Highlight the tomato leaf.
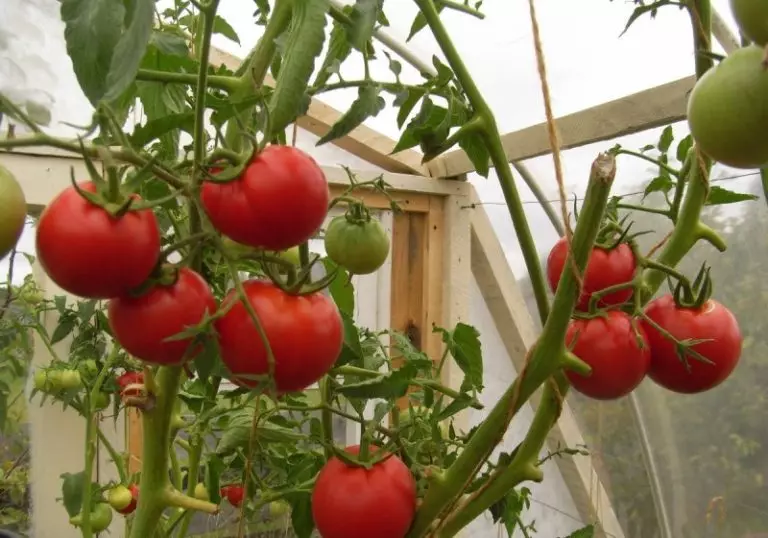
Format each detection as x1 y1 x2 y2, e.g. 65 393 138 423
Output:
565 525 596 538
407 3 444 42
337 362 421 399
313 17 352 88
434 392 475 422
51 314 77 345
60 0 125 105
458 132 490 178
394 87 426 129
286 492 315 538
212 15 240 44
130 112 196 148
657 125 674 154
334 314 364 367
393 99 448 154
316 85 386 146
103 0 154 103
676 134 693 163
60 472 101 518
643 175 675 199
348 0 383 51
268 0 329 137
705 185 759 206
323 258 354 316
149 30 189 57
617 0 677 37
437 323 484 391
216 410 305 454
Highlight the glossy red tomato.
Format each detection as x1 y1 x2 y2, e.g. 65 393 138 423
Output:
547 238 636 311
215 280 343 393
107 268 217 366
221 485 244 507
565 311 651 400
117 371 144 398
35 182 161 299
312 445 417 538
641 294 742 393
201 146 329 251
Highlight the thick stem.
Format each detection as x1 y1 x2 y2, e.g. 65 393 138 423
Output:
405 154 616 538
174 434 203 538
79 406 98 537
413 0 550 325
688 0 714 79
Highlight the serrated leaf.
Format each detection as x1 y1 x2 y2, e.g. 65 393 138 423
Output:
268 0 329 136
458 132 490 177
348 0 382 51
434 392 475 421
394 87 425 129
657 125 674 153
317 85 386 145
104 0 154 102
130 112 196 148
619 1 674 36
643 175 675 198
407 3 444 42
393 99 448 154
337 365 417 399
565 525 595 538
313 20 352 88
212 15 240 44
705 186 759 206
323 258 354 316
60 0 125 105
439 323 483 391
51 316 77 345
77 300 97 323
149 30 189 57
334 314 363 367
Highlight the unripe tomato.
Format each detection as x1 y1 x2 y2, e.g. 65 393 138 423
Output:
78 359 99 379
324 215 390 275
729 0 768 45
641 295 742 394
201 146 329 251
35 181 161 299
312 446 417 538
0 164 26 262
46 370 64 392
93 392 110 411
70 502 114 531
269 500 289 517
18 286 43 305
194 482 209 501
546 238 636 312
107 485 133 511
687 45 768 169
33 369 50 392
216 279 343 394
108 267 217 366
565 311 651 400
59 370 83 390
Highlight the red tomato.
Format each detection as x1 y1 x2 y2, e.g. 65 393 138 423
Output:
201 146 329 251
107 268 217 366
215 280 343 393
565 311 651 400
117 371 144 398
35 182 161 299
118 484 139 515
641 294 742 393
546 238 636 311
222 485 244 507
312 445 417 538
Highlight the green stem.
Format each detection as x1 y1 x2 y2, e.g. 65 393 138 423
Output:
761 168 768 209
616 203 671 217
670 150 693 222
135 69 240 91
411 0 550 324
175 434 203 538
511 161 565 237
96 427 127 484
614 148 681 177
319 377 334 458
435 0 485 18
405 154 617 538
688 0 714 79
79 403 98 537
224 0 293 150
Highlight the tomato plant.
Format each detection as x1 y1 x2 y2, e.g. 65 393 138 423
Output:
35 182 161 299
108 267 217 365
311 446 417 538
547 238 636 311
565 311 651 400
642 294 743 394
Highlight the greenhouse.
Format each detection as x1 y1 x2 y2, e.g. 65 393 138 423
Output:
0 0 766 537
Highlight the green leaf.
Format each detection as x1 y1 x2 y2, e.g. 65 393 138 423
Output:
337 363 419 399
212 15 241 44
268 0 329 136
60 472 86 517
103 0 154 102
657 125 674 153
60 0 125 105
394 87 426 129
217 411 305 454
136 80 187 160
287 492 315 538
51 316 77 345
439 323 483 391
335 314 363 367
705 186 759 206
619 1 675 36
676 134 693 163
129 112 196 148
77 300 97 323
564 525 595 538
643 175 675 199
324 258 355 316
434 392 475 422
458 132 490 178
348 0 383 51
317 85 386 145
407 4 444 42
313 19 352 88
393 99 448 154
149 30 189 57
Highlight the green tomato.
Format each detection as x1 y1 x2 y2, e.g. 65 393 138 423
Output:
193 482 209 501
729 0 768 45
268 501 290 518
70 502 113 532
275 246 301 266
0 164 27 262
33 370 49 392
19 286 44 305
324 215 390 275
107 485 132 511
93 392 110 411
45 370 64 392
59 370 83 391
78 359 99 379
221 236 260 257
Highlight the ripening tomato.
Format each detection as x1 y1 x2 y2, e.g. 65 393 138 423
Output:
117 371 144 398
641 294 742 394
565 311 651 400
215 280 343 393
546 238 636 311
201 146 329 251
107 268 217 366
221 485 244 507
312 445 417 538
35 182 161 299
114 484 139 515
107 484 134 512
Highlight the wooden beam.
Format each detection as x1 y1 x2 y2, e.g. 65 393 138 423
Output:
426 76 695 178
208 48 428 176
468 185 625 538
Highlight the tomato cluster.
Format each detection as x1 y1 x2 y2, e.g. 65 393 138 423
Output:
547 240 743 399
